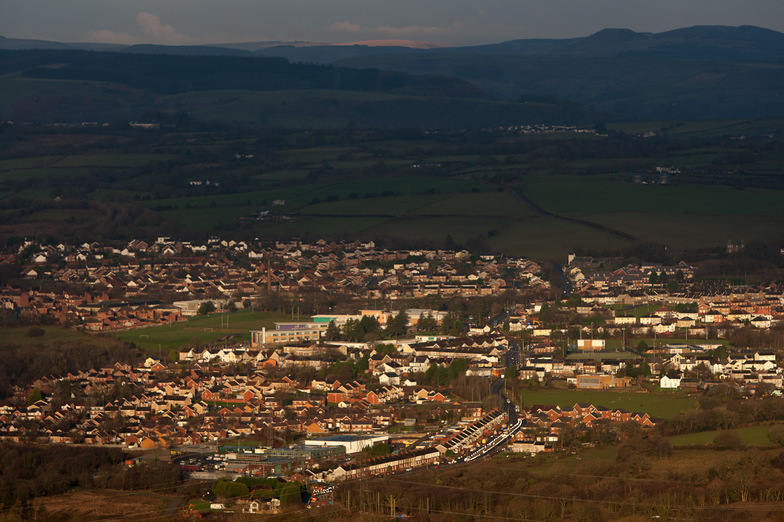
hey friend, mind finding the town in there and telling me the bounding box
[3,236,784,514]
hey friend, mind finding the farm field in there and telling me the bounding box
[517,389,698,419]
[256,215,389,238]
[0,325,118,348]
[53,153,176,168]
[584,212,784,249]
[484,217,630,260]
[522,178,784,216]
[607,118,784,138]
[669,424,780,447]
[1,119,784,260]
[362,215,511,246]
[409,191,538,218]
[304,194,438,216]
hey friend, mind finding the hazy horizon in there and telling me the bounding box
[3,0,784,47]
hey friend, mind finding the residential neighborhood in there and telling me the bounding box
[1,237,547,330]
[5,237,784,514]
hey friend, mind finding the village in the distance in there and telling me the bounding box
[3,236,784,516]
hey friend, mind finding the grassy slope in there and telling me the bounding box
[669,424,779,447]
[0,325,117,348]
[516,389,698,419]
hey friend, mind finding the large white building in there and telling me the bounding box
[304,434,389,454]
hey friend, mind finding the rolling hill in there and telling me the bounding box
[0,49,605,127]
[1,25,783,123]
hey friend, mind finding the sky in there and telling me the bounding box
[3,0,784,47]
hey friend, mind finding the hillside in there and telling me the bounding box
[0,49,602,128]
[2,25,784,122]
[333,26,784,120]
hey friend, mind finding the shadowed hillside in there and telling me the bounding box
[0,49,605,127]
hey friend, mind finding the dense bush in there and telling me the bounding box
[0,443,123,508]
[714,431,744,450]
[212,478,249,498]
[26,327,44,337]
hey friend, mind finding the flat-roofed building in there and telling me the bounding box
[304,434,389,454]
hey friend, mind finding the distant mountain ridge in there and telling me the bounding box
[3,25,784,62]
[327,25,784,120]
[1,25,783,123]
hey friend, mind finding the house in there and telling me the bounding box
[379,373,400,386]
[660,374,682,389]
[510,441,548,454]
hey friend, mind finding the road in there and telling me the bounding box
[459,337,525,463]
[556,263,573,298]
[460,375,523,462]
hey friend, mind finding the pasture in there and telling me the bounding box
[53,154,175,168]
[522,178,784,216]
[485,217,630,260]
[1,118,783,261]
[517,389,697,419]
[0,325,116,349]
[669,424,779,447]
[586,212,784,249]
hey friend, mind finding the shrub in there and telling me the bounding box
[769,426,784,447]
[26,327,45,337]
[713,431,743,450]
[212,478,249,497]
[198,301,215,315]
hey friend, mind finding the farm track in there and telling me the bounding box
[509,188,636,241]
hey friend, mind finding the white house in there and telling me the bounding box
[660,375,682,389]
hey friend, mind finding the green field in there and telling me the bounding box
[112,309,291,355]
[0,156,64,170]
[517,389,698,419]
[669,424,780,447]
[586,212,784,249]
[305,194,437,216]
[54,153,175,168]
[607,118,784,138]
[0,325,117,348]
[523,178,784,216]
[255,215,389,238]
[486,217,630,261]
[410,192,537,218]
[0,166,85,182]
[1,116,783,261]
[364,215,511,245]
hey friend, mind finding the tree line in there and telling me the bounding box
[0,443,183,517]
